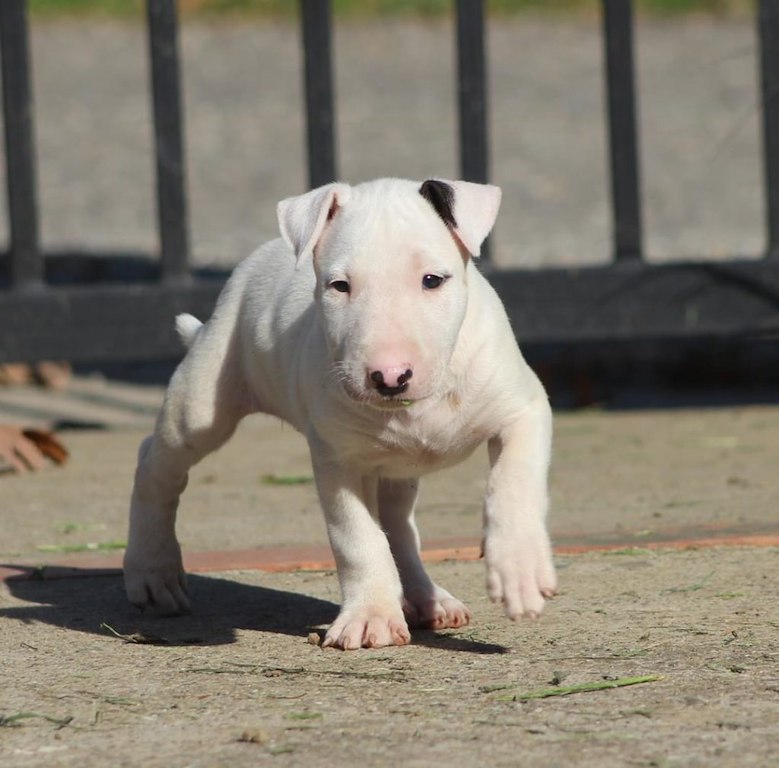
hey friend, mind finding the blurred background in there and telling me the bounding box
[10,0,763,270]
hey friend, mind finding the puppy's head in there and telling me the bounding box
[277,177,501,409]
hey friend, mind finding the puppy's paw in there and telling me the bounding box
[123,543,190,616]
[322,604,410,650]
[483,530,557,620]
[403,585,471,630]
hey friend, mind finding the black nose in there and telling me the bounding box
[369,369,412,397]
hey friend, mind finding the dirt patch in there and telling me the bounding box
[2,547,777,767]
[3,406,778,561]
[2,406,777,764]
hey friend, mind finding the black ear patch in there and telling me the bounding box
[419,179,457,229]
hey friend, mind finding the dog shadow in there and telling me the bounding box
[0,568,509,654]
[0,569,337,647]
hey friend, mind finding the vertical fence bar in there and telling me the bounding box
[456,0,489,184]
[0,0,42,288]
[758,0,779,259]
[602,0,643,261]
[147,0,190,282]
[456,0,491,261]
[301,0,337,189]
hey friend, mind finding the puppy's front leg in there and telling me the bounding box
[311,449,409,650]
[483,397,557,619]
[378,478,471,630]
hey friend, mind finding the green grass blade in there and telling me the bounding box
[261,474,313,486]
[36,540,126,554]
[494,674,664,702]
[0,711,73,727]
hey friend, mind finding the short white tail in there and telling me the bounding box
[175,313,203,348]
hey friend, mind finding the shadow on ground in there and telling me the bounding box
[1,571,337,646]
[0,569,510,654]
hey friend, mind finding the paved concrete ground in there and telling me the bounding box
[1,16,766,268]
[0,379,778,766]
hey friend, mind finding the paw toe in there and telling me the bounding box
[125,570,190,616]
[405,591,471,631]
[324,608,410,650]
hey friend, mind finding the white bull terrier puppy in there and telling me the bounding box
[124,177,557,650]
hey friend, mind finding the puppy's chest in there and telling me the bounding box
[357,408,486,477]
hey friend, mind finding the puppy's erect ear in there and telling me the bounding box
[277,182,352,263]
[419,179,502,257]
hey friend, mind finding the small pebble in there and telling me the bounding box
[307,632,322,646]
[239,728,270,744]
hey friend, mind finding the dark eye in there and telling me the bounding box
[329,280,350,294]
[422,274,446,290]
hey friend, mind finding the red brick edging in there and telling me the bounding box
[1,524,777,583]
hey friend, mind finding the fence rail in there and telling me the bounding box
[1,0,778,365]
[0,0,40,290]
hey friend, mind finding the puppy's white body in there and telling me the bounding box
[124,178,556,649]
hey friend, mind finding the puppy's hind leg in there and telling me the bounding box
[379,478,471,630]
[124,317,250,615]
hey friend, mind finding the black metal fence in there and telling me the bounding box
[1,0,778,365]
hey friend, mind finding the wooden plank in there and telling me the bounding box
[2,260,778,363]
[489,259,779,343]
[0,279,224,363]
